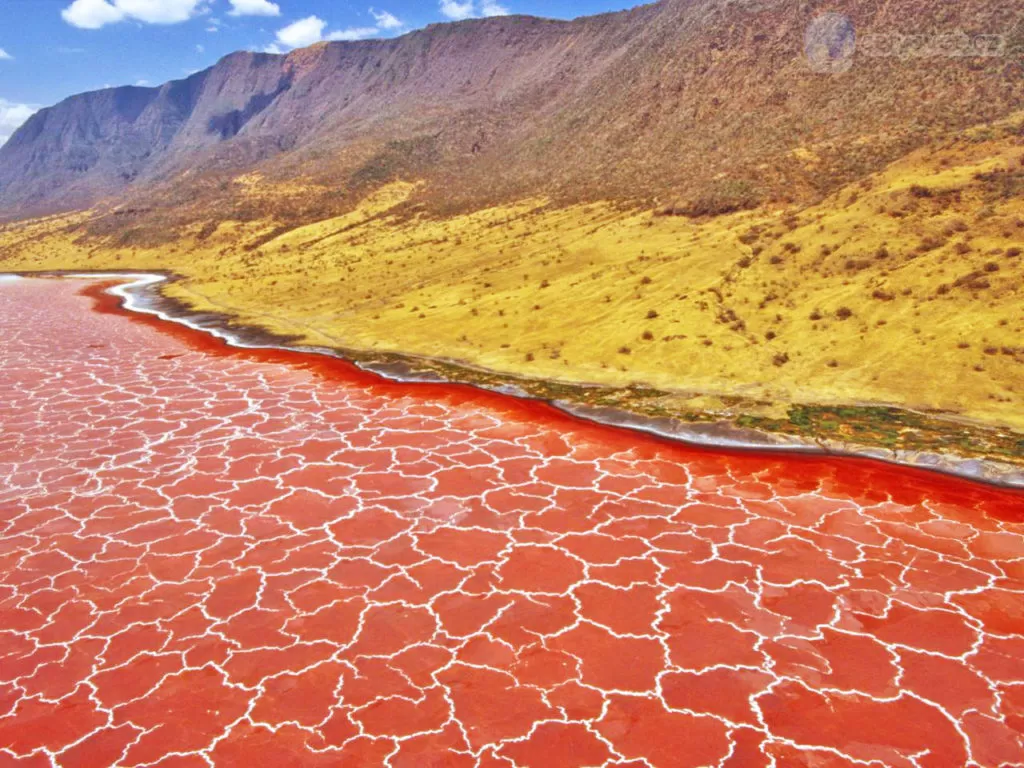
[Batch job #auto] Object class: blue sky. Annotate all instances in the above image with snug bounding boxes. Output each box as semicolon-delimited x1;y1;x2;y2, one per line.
0;0;637;144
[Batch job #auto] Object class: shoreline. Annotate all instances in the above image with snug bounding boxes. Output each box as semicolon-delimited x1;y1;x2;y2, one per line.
5;269;1024;491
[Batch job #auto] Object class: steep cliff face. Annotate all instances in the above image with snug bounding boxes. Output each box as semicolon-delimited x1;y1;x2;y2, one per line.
0;76;209;213
0;0;1020;221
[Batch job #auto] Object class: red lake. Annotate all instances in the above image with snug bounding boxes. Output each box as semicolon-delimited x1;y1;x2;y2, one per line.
1;276;1023;767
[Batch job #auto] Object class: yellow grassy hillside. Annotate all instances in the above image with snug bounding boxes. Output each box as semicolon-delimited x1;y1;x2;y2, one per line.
2;118;1022;434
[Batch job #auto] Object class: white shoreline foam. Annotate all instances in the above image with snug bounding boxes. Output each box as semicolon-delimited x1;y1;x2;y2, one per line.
94;272;275;351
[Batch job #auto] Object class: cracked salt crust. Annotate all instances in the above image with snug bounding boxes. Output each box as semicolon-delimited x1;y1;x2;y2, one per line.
0;278;1022;767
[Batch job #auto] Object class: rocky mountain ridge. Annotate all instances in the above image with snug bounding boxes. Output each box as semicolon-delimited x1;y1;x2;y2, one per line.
1;0;1021;223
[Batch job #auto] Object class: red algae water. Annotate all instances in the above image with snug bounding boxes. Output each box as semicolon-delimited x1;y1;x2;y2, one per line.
1;277;1023;767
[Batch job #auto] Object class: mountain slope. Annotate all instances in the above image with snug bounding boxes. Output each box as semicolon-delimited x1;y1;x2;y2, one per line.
1;0;1021;224
2;115;1022;472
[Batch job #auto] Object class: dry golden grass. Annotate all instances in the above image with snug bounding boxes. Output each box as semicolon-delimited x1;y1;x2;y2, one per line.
2;117;1022;433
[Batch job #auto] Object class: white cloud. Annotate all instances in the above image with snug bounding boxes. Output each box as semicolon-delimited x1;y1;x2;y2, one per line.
370;8;403;30
479;0;509;15
439;0;507;20
62;0;125;29
328;26;379;41
0;49;12;61
0;99;38;147
196;43;205;53
61;0;209;29
439;0;474;20
273;15;328;49
227;0;279;17
116;0;206;23
266;9;405;52
135;78;151;86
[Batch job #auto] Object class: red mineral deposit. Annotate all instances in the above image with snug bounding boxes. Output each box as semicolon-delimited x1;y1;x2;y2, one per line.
0;277;1022;766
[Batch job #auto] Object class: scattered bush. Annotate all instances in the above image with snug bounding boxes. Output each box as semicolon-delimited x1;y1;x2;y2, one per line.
975;169;1024;202
944;219;969;235
953;271;991;290
350;135;441;188
657;179;764;218
917;236;946;253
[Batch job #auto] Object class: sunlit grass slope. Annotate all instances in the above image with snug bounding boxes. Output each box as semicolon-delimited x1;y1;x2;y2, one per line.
2;117;1022;433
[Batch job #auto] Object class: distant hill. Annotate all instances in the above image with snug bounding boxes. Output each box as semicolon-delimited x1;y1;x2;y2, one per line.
1;0;1021;226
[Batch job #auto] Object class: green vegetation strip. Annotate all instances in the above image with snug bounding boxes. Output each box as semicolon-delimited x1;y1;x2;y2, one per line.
344;348;1024;466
